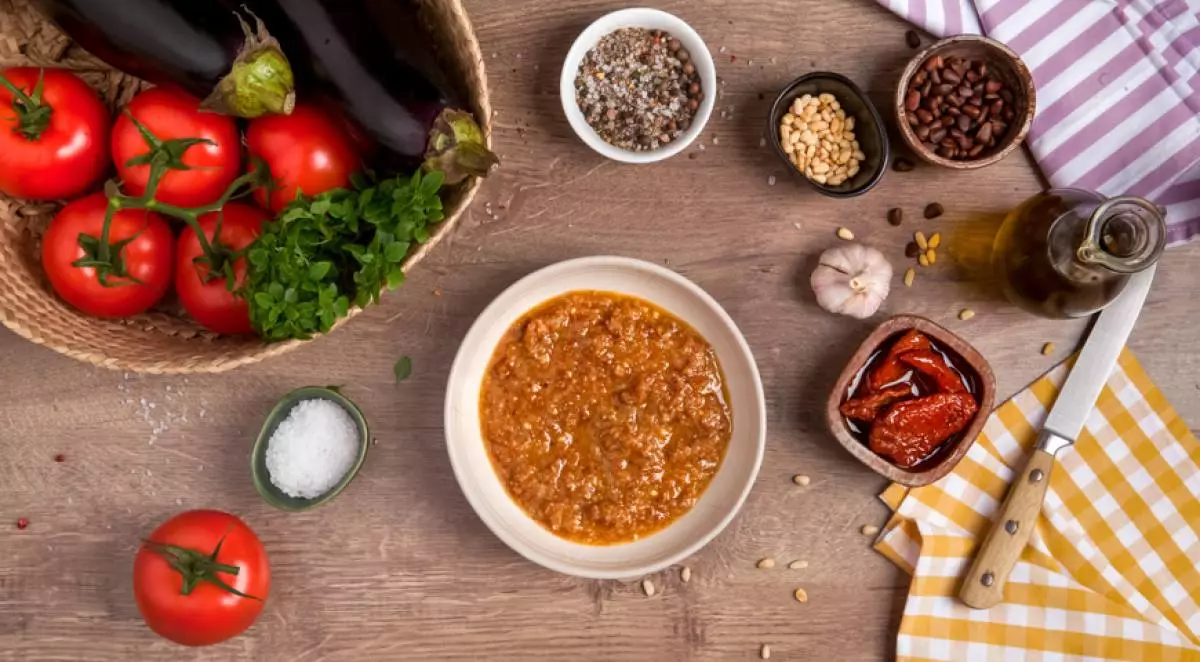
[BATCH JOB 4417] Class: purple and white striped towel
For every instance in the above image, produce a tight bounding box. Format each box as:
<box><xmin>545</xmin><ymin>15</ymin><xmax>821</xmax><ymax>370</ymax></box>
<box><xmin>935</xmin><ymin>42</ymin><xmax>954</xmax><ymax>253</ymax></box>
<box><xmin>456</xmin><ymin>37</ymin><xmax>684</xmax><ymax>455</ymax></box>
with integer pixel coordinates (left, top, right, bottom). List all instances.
<box><xmin>878</xmin><ymin>0</ymin><xmax>1200</xmax><ymax>245</ymax></box>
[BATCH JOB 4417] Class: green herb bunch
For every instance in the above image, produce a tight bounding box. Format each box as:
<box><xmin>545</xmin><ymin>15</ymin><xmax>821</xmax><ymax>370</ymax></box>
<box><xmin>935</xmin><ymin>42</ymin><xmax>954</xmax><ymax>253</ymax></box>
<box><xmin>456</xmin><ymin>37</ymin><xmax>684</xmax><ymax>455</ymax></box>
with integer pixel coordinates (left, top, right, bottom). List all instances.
<box><xmin>244</xmin><ymin>170</ymin><xmax>445</xmax><ymax>341</ymax></box>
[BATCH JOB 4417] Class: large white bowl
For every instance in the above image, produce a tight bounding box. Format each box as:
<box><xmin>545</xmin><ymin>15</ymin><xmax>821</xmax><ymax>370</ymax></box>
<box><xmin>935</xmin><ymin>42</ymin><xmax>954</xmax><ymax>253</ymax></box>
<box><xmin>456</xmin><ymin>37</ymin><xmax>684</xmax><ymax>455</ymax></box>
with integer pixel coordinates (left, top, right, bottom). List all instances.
<box><xmin>444</xmin><ymin>256</ymin><xmax>765</xmax><ymax>579</ymax></box>
<box><xmin>560</xmin><ymin>8</ymin><xmax>717</xmax><ymax>164</ymax></box>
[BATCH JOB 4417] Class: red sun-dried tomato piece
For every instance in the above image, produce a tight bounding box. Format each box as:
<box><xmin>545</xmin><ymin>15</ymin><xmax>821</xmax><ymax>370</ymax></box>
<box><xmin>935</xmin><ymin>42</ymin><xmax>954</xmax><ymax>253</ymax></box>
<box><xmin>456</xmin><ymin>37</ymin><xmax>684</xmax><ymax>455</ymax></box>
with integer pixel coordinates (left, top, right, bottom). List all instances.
<box><xmin>869</xmin><ymin>392</ymin><xmax>978</xmax><ymax>468</ymax></box>
<box><xmin>866</xmin><ymin>330</ymin><xmax>932</xmax><ymax>392</ymax></box>
<box><xmin>840</xmin><ymin>384</ymin><xmax>914</xmax><ymax>422</ymax></box>
<box><xmin>899</xmin><ymin>350</ymin><xmax>967</xmax><ymax>393</ymax></box>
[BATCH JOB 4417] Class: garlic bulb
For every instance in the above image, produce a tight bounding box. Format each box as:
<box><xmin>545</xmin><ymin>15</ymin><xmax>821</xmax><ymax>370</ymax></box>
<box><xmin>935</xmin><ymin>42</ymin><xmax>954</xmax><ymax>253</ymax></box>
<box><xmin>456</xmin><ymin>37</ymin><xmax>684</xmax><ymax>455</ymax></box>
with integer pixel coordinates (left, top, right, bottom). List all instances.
<box><xmin>810</xmin><ymin>244</ymin><xmax>892</xmax><ymax>318</ymax></box>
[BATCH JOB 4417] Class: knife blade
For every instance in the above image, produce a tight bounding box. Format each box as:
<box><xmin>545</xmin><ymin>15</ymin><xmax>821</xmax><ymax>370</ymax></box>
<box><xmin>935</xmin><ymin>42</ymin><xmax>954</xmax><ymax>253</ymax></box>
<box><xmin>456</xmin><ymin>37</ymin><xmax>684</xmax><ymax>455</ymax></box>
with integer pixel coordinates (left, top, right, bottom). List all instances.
<box><xmin>959</xmin><ymin>265</ymin><xmax>1156</xmax><ymax>609</ymax></box>
<box><xmin>1039</xmin><ymin>266</ymin><xmax>1156</xmax><ymax>454</ymax></box>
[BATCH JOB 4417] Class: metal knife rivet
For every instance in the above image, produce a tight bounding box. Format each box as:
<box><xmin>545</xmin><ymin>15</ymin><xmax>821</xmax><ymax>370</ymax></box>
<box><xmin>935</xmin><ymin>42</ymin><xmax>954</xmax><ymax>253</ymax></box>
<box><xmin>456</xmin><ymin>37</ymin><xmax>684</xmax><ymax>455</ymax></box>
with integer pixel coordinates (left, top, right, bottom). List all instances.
<box><xmin>1030</xmin><ymin>469</ymin><xmax>1045</xmax><ymax>483</ymax></box>
<box><xmin>981</xmin><ymin>572</ymin><xmax>995</xmax><ymax>587</ymax></box>
<box><xmin>1005</xmin><ymin>519</ymin><xmax>1019</xmax><ymax>535</ymax></box>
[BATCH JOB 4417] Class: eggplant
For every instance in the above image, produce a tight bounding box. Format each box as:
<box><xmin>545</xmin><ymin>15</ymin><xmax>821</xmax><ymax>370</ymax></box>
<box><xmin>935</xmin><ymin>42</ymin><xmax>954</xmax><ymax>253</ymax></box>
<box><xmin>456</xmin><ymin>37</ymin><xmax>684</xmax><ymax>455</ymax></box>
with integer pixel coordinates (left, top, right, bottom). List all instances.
<box><xmin>33</xmin><ymin>0</ymin><xmax>295</xmax><ymax>117</ymax></box>
<box><xmin>239</xmin><ymin>0</ymin><xmax>498</xmax><ymax>183</ymax></box>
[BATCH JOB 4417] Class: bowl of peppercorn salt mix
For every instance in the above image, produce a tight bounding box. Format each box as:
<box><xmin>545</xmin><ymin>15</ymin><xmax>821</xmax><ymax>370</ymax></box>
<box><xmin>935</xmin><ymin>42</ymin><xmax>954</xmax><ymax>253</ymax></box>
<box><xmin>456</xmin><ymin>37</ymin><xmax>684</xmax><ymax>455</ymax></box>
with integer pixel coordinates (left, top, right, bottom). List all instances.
<box><xmin>561</xmin><ymin>8</ymin><xmax>716</xmax><ymax>163</ymax></box>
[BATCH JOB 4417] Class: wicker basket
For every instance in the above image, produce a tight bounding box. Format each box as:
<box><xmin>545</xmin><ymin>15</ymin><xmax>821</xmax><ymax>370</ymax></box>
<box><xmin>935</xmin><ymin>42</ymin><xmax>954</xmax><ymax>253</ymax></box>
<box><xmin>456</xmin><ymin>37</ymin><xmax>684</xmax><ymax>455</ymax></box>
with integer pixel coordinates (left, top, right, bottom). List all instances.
<box><xmin>0</xmin><ymin>0</ymin><xmax>491</xmax><ymax>373</ymax></box>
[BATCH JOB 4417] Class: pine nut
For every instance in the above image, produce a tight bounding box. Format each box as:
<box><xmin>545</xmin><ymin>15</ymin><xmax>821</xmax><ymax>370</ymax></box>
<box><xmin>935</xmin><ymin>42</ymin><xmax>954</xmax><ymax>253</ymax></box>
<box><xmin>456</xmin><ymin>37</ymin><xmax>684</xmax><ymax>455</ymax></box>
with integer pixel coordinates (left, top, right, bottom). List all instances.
<box><xmin>903</xmin><ymin>268</ymin><xmax>915</xmax><ymax>287</ymax></box>
<box><xmin>914</xmin><ymin>231</ymin><xmax>928</xmax><ymax>250</ymax></box>
<box><xmin>792</xmin><ymin>474</ymin><xmax>811</xmax><ymax>486</ymax></box>
<box><xmin>793</xmin><ymin>587</ymin><xmax>809</xmax><ymax>603</ymax></box>
<box><xmin>680</xmin><ymin>566</ymin><xmax>692</xmax><ymax>583</ymax></box>
<box><xmin>926</xmin><ymin>249</ymin><xmax>937</xmax><ymax>264</ymax></box>
<box><xmin>928</xmin><ymin>232</ymin><xmax>942</xmax><ymax>248</ymax></box>
<box><xmin>836</xmin><ymin>227</ymin><xmax>854</xmax><ymax>240</ymax></box>
<box><xmin>788</xmin><ymin>560</ymin><xmax>809</xmax><ymax>570</ymax></box>
<box><xmin>861</xmin><ymin>524</ymin><xmax>880</xmax><ymax>536</ymax></box>
<box><xmin>1041</xmin><ymin>342</ymin><xmax>1055</xmax><ymax>356</ymax></box>
<box><xmin>757</xmin><ymin>558</ymin><xmax>776</xmax><ymax>569</ymax></box>
<box><xmin>958</xmin><ymin>308</ymin><xmax>975</xmax><ymax>320</ymax></box>
<box><xmin>760</xmin><ymin>644</ymin><xmax>772</xmax><ymax>659</ymax></box>
<box><xmin>918</xmin><ymin>254</ymin><xmax>930</xmax><ymax>267</ymax></box>
<box><xmin>642</xmin><ymin>579</ymin><xmax>656</xmax><ymax>597</ymax></box>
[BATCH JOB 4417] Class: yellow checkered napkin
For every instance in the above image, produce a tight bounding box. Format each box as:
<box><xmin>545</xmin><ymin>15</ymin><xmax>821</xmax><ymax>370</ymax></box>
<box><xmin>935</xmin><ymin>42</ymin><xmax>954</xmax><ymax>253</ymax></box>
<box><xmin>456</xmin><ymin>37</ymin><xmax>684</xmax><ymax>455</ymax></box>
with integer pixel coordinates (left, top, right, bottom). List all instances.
<box><xmin>874</xmin><ymin>349</ymin><xmax>1200</xmax><ymax>661</ymax></box>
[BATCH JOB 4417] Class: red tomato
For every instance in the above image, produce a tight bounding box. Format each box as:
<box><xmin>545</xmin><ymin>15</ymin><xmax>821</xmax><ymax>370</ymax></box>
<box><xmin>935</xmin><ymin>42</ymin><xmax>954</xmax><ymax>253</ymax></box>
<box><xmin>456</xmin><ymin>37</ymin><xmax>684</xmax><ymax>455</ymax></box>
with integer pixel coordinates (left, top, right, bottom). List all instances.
<box><xmin>134</xmin><ymin>510</ymin><xmax>270</xmax><ymax>647</ymax></box>
<box><xmin>0</xmin><ymin>67</ymin><xmax>110</xmax><ymax>200</ymax></box>
<box><xmin>176</xmin><ymin>203</ymin><xmax>268</xmax><ymax>334</ymax></box>
<box><xmin>246</xmin><ymin>104</ymin><xmax>360</xmax><ymax>212</ymax></box>
<box><xmin>112</xmin><ymin>87</ymin><xmax>241</xmax><ymax>207</ymax></box>
<box><xmin>41</xmin><ymin>193</ymin><xmax>173</xmax><ymax>318</ymax></box>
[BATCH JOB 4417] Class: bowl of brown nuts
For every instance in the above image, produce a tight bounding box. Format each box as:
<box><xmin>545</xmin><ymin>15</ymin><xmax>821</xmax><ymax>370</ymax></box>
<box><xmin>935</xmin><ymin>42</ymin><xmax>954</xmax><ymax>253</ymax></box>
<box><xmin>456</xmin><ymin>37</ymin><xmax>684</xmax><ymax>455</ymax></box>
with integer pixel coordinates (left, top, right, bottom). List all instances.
<box><xmin>768</xmin><ymin>72</ymin><xmax>889</xmax><ymax>198</ymax></box>
<box><xmin>896</xmin><ymin>35</ymin><xmax>1035</xmax><ymax>169</ymax></box>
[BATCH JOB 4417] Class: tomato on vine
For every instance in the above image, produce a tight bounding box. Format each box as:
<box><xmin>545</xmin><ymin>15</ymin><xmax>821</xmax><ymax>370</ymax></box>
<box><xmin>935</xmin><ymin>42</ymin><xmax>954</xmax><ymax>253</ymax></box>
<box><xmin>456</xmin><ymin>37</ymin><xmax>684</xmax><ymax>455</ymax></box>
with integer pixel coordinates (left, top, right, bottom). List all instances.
<box><xmin>41</xmin><ymin>193</ymin><xmax>173</xmax><ymax>318</ymax></box>
<box><xmin>111</xmin><ymin>87</ymin><xmax>242</xmax><ymax>207</ymax></box>
<box><xmin>176</xmin><ymin>203</ymin><xmax>268</xmax><ymax>334</ymax></box>
<box><xmin>246</xmin><ymin>104</ymin><xmax>360</xmax><ymax>212</ymax></box>
<box><xmin>0</xmin><ymin>67</ymin><xmax>110</xmax><ymax>200</ymax></box>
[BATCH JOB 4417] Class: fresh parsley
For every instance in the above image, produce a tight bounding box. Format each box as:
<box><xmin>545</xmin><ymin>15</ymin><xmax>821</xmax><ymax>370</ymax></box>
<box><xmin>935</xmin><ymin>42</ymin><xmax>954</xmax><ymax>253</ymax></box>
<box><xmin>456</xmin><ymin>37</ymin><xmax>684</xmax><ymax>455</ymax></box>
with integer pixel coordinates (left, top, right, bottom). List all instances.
<box><xmin>244</xmin><ymin>170</ymin><xmax>445</xmax><ymax>341</ymax></box>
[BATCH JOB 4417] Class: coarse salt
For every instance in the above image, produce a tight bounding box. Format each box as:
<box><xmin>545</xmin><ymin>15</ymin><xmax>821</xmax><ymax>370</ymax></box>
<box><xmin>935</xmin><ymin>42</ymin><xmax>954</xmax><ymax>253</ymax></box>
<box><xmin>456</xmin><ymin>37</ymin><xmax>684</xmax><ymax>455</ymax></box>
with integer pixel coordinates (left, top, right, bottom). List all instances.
<box><xmin>266</xmin><ymin>399</ymin><xmax>359</xmax><ymax>499</ymax></box>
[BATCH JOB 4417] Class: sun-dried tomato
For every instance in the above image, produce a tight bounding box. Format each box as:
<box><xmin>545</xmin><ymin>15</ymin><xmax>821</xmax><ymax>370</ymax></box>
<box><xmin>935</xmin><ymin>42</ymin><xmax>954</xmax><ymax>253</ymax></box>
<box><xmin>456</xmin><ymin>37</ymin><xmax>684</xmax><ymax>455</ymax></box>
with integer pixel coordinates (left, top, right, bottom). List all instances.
<box><xmin>899</xmin><ymin>350</ymin><xmax>967</xmax><ymax>393</ymax></box>
<box><xmin>866</xmin><ymin>330</ymin><xmax>931</xmax><ymax>392</ymax></box>
<box><xmin>840</xmin><ymin>384</ymin><xmax>914</xmax><ymax>422</ymax></box>
<box><xmin>869</xmin><ymin>393</ymin><xmax>978</xmax><ymax>468</ymax></box>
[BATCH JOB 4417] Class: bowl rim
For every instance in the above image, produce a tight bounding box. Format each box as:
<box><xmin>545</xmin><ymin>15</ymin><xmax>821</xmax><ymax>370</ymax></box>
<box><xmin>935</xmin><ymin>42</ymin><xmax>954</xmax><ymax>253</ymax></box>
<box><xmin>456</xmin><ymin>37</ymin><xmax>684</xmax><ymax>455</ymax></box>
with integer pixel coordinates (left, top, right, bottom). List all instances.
<box><xmin>894</xmin><ymin>35</ymin><xmax>1037</xmax><ymax>170</ymax></box>
<box><xmin>251</xmin><ymin>386</ymin><xmax>371</xmax><ymax>511</ymax></box>
<box><xmin>559</xmin><ymin>8</ymin><xmax>717</xmax><ymax>164</ymax></box>
<box><xmin>443</xmin><ymin>255</ymin><xmax>767</xmax><ymax>578</ymax></box>
<box><xmin>767</xmin><ymin>71</ymin><xmax>890</xmax><ymax>198</ymax></box>
<box><xmin>824</xmin><ymin>314</ymin><xmax>996</xmax><ymax>487</ymax></box>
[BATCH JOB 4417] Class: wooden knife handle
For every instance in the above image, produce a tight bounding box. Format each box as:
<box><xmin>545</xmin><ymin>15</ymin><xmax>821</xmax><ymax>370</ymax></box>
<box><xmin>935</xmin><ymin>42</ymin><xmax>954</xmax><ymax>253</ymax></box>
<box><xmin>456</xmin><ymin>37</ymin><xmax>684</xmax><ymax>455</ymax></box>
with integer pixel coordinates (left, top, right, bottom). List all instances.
<box><xmin>959</xmin><ymin>448</ymin><xmax>1056</xmax><ymax>609</ymax></box>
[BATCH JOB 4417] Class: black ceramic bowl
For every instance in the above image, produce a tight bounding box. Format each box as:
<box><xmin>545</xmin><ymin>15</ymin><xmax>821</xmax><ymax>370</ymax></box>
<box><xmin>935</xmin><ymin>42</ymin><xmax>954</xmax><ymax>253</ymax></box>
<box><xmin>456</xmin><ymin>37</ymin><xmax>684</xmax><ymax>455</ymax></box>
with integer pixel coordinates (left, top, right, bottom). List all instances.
<box><xmin>767</xmin><ymin>72</ymin><xmax>889</xmax><ymax>198</ymax></box>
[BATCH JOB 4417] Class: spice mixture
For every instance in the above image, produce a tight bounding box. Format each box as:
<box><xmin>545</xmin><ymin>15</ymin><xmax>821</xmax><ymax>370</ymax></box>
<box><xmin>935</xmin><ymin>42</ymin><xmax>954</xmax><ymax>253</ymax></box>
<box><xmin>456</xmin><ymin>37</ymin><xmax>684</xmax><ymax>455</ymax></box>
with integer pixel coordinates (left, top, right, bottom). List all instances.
<box><xmin>575</xmin><ymin>28</ymin><xmax>702</xmax><ymax>151</ymax></box>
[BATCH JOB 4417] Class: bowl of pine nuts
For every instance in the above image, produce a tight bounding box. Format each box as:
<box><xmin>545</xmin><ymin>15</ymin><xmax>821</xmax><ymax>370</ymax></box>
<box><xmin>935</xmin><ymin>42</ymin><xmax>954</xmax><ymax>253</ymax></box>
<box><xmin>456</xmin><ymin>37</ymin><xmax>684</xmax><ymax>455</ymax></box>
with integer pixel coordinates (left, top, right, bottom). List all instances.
<box><xmin>768</xmin><ymin>72</ymin><xmax>889</xmax><ymax>198</ymax></box>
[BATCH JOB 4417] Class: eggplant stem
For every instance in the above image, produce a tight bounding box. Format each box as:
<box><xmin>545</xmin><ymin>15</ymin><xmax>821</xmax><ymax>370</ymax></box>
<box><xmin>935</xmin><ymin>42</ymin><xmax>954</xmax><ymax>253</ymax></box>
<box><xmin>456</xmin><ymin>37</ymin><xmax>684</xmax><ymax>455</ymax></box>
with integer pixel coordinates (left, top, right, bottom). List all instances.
<box><xmin>202</xmin><ymin>9</ymin><xmax>295</xmax><ymax>118</ymax></box>
<box><xmin>423</xmin><ymin>109</ymin><xmax>499</xmax><ymax>184</ymax></box>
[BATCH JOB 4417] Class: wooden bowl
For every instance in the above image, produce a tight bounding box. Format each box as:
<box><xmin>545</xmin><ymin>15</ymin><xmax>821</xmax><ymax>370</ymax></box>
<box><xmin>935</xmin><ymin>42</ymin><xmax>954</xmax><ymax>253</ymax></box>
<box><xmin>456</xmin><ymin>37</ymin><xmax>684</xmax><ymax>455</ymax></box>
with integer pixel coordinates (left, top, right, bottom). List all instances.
<box><xmin>894</xmin><ymin>35</ymin><xmax>1035</xmax><ymax>170</ymax></box>
<box><xmin>825</xmin><ymin>315</ymin><xmax>996</xmax><ymax>487</ymax></box>
<box><xmin>768</xmin><ymin>72</ymin><xmax>889</xmax><ymax>198</ymax></box>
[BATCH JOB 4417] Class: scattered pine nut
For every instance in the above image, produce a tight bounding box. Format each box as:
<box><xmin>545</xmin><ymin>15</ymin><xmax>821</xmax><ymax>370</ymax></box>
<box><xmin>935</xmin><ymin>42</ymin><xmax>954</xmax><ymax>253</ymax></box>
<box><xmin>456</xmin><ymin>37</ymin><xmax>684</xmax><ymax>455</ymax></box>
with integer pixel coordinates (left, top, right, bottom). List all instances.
<box><xmin>1042</xmin><ymin>342</ymin><xmax>1055</xmax><ymax>356</ymax></box>
<box><xmin>903</xmin><ymin>268</ymin><xmax>915</xmax><ymax>287</ymax></box>
<box><xmin>926</xmin><ymin>249</ymin><xmax>937</xmax><ymax>264</ymax></box>
<box><xmin>861</xmin><ymin>524</ymin><xmax>880</xmax><ymax>536</ymax></box>
<box><xmin>757</xmin><ymin>558</ymin><xmax>776</xmax><ymax>569</ymax></box>
<box><xmin>793</xmin><ymin>587</ymin><xmax>809</xmax><ymax>603</ymax></box>
<box><xmin>958</xmin><ymin>308</ymin><xmax>975</xmax><ymax>321</ymax></box>
<box><xmin>928</xmin><ymin>232</ymin><xmax>942</xmax><ymax>249</ymax></box>
<box><xmin>836</xmin><ymin>227</ymin><xmax>854</xmax><ymax>241</ymax></box>
<box><xmin>792</xmin><ymin>474</ymin><xmax>811</xmax><ymax>486</ymax></box>
<box><xmin>760</xmin><ymin>644</ymin><xmax>772</xmax><ymax>659</ymax></box>
<box><xmin>914</xmin><ymin>230</ymin><xmax>928</xmax><ymax>250</ymax></box>
<box><xmin>680</xmin><ymin>566</ymin><xmax>692</xmax><ymax>583</ymax></box>
<box><xmin>642</xmin><ymin>578</ymin><xmax>656</xmax><ymax>597</ymax></box>
<box><xmin>789</xmin><ymin>560</ymin><xmax>809</xmax><ymax>570</ymax></box>
<box><xmin>918</xmin><ymin>254</ymin><xmax>930</xmax><ymax>267</ymax></box>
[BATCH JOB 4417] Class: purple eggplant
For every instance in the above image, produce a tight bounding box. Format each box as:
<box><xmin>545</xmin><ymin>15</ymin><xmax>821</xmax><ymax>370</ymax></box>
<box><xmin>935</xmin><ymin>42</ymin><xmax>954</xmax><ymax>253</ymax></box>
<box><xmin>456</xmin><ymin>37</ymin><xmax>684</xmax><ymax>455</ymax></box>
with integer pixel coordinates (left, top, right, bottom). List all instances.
<box><xmin>33</xmin><ymin>0</ymin><xmax>296</xmax><ymax>117</ymax></box>
<box><xmin>240</xmin><ymin>0</ymin><xmax>498</xmax><ymax>183</ymax></box>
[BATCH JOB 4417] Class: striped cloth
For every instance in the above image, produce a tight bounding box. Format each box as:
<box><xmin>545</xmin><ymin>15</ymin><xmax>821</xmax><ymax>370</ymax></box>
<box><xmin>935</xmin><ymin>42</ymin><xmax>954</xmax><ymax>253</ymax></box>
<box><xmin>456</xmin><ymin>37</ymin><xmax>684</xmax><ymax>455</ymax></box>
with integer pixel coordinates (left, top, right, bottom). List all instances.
<box><xmin>878</xmin><ymin>0</ymin><xmax>1200</xmax><ymax>245</ymax></box>
<box><xmin>874</xmin><ymin>349</ymin><xmax>1200</xmax><ymax>660</ymax></box>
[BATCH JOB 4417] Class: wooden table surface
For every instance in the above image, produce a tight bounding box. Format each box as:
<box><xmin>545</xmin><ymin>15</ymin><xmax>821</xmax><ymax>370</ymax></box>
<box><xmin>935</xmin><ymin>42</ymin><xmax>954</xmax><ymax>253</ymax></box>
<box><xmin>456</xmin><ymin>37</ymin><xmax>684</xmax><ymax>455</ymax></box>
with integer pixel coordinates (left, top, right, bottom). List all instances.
<box><xmin>3</xmin><ymin>1</ymin><xmax>1199</xmax><ymax>660</ymax></box>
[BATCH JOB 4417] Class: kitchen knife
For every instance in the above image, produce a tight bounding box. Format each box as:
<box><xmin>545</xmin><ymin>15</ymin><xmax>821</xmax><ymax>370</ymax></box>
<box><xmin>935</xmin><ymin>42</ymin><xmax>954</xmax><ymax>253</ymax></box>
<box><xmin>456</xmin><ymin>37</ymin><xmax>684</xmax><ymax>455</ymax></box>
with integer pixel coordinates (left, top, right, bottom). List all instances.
<box><xmin>959</xmin><ymin>265</ymin><xmax>1156</xmax><ymax>609</ymax></box>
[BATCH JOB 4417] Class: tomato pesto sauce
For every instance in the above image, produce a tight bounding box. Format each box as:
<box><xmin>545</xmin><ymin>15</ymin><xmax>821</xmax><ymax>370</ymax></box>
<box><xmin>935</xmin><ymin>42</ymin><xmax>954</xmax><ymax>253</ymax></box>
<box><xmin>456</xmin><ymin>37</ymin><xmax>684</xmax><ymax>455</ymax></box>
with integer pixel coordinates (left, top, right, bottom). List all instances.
<box><xmin>480</xmin><ymin>291</ymin><xmax>733</xmax><ymax>545</ymax></box>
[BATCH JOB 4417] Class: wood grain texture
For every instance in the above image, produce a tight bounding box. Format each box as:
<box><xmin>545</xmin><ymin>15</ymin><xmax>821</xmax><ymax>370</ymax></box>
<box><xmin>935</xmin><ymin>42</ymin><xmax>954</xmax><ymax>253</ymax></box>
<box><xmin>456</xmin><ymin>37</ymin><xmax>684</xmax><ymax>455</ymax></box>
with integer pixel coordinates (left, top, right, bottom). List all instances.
<box><xmin>2</xmin><ymin>1</ymin><xmax>1199</xmax><ymax>660</ymax></box>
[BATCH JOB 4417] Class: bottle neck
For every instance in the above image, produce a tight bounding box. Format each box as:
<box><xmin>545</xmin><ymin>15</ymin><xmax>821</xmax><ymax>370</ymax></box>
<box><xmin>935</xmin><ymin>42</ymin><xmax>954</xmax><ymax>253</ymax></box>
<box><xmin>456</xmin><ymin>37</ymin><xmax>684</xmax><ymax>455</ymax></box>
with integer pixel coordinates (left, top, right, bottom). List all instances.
<box><xmin>1076</xmin><ymin>196</ymin><xmax>1166</xmax><ymax>274</ymax></box>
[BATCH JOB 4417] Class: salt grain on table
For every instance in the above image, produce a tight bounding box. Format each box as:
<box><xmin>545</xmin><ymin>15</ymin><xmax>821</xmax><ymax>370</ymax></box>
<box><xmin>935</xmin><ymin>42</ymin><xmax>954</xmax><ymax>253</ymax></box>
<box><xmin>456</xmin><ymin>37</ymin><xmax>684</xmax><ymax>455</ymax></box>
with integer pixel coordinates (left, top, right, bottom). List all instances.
<box><xmin>265</xmin><ymin>399</ymin><xmax>359</xmax><ymax>499</ymax></box>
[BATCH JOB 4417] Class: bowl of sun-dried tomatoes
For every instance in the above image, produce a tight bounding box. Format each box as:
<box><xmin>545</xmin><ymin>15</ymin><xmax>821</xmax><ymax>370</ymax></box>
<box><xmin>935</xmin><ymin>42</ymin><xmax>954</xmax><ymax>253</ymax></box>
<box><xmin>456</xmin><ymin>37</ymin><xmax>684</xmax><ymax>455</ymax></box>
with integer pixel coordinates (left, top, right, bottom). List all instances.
<box><xmin>825</xmin><ymin>315</ymin><xmax>995</xmax><ymax>486</ymax></box>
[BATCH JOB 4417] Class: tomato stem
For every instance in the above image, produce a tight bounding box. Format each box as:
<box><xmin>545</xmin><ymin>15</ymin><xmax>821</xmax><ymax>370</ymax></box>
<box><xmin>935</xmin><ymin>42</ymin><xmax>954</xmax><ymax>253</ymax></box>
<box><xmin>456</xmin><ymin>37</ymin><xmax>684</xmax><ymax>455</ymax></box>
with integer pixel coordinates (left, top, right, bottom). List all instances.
<box><xmin>142</xmin><ymin>536</ymin><xmax>262</xmax><ymax>600</ymax></box>
<box><xmin>0</xmin><ymin>69</ymin><xmax>53</xmax><ymax>141</ymax></box>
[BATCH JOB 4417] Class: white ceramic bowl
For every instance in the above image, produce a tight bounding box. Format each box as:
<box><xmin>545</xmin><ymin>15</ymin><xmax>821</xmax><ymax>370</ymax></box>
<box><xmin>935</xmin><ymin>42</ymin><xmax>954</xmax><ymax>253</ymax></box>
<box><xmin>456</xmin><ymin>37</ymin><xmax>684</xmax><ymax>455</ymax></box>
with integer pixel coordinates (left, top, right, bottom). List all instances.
<box><xmin>445</xmin><ymin>256</ymin><xmax>765</xmax><ymax>579</ymax></box>
<box><xmin>559</xmin><ymin>8</ymin><xmax>717</xmax><ymax>164</ymax></box>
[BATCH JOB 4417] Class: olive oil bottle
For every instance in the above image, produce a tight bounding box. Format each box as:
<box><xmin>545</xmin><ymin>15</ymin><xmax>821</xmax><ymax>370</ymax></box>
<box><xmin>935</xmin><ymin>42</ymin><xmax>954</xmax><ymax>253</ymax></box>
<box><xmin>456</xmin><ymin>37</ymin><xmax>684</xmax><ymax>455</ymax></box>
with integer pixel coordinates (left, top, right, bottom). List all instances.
<box><xmin>992</xmin><ymin>190</ymin><xmax>1165</xmax><ymax>318</ymax></box>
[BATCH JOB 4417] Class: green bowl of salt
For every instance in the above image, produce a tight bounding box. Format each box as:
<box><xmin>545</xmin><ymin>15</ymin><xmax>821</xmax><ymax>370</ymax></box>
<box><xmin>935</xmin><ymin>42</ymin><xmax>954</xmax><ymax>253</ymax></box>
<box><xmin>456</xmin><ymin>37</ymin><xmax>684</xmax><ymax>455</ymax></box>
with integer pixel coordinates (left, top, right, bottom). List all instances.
<box><xmin>251</xmin><ymin>386</ymin><xmax>370</xmax><ymax>511</ymax></box>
